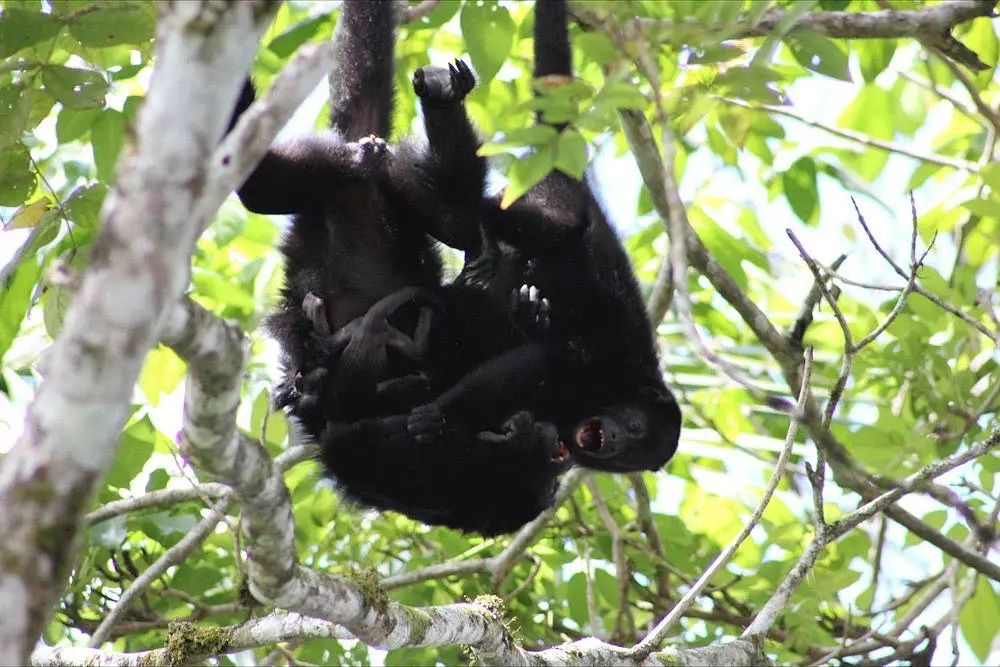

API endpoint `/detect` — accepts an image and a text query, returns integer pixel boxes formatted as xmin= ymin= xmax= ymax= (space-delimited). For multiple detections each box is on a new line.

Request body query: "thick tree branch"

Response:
xmin=0 ymin=3 xmax=275 ymax=661
xmin=33 ymin=619 xmax=765 ymax=667
xmin=636 ymin=0 xmax=997 ymax=70
xmin=162 ymin=296 xmax=741 ymax=663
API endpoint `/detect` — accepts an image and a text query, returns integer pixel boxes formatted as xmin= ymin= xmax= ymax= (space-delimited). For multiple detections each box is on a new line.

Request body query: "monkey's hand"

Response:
xmin=407 ymin=402 xmax=444 ymax=443
xmin=477 ymin=412 xmax=572 ymax=467
xmin=454 ymin=248 xmax=498 ymax=291
xmin=412 ymin=59 xmax=475 ymax=105
xmin=510 ymin=284 xmax=551 ymax=339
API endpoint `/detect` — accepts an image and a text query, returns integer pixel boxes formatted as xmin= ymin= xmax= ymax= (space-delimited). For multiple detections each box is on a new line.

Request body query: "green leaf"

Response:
xmin=89 ymin=516 xmax=127 ymax=550
xmin=594 ymin=83 xmax=647 ymax=111
xmin=139 ymin=346 xmax=186 ymax=406
xmin=0 ymin=146 xmax=35 ymax=206
xmin=718 ymin=107 xmax=752 ymax=148
xmin=406 ymin=0 xmax=461 ymax=30
xmin=266 ymin=14 xmax=330 ymax=58
xmin=56 ymin=106 xmax=100 ymax=143
xmin=41 ymin=66 xmax=108 ymax=109
xmin=66 ymin=1 xmax=156 ymax=47
xmin=5 ymin=198 xmax=52 ymax=230
xmin=500 ymin=146 xmax=555 ymax=209
xmin=0 ymin=207 xmax=58 ymax=286
xmin=0 ymin=85 xmax=32 ymax=149
xmin=960 ymin=197 xmax=1000 ymax=220
xmin=0 ymin=258 xmax=42 ymax=364
xmin=498 ymin=125 xmax=560 ymax=148
xmin=960 ymin=578 xmax=1000 ymax=661
xmin=146 ymin=468 xmax=170 ymax=493
xmin=785 ymin=33 xmax=851 ymax=82
xmin=782 ymin=156 xmax=818 ymax=225
xmin=171 ymin=565 xmax=224 ymax=596
xmin=858 ymin=40 xmax=896 ymax=83
xmin=565 ymin=572 xmax=588 ymax=625
xmin=64 ymin=183 xmax=107 ymax=230
xmin=91 ymin=109 xmax=126 ymax=183
xmin=105 ymin=418 xmax=156 ymax=489
xmin=141 ymin=511 xmax=199 ymax=549
xmin=576 ymin=32 xmax=617 ymax=67
xmin=554 ymin=129 xmax=588 ymax=180
xmin=980 ymin=161 xmax=1000 ymax=192
xmin=0 ymin=8 xmax=62 ymax=59
xmin=460 ymin=2 xmax=515 ymax=86
xmin=687 ymin=44 xmax=745 ymax=65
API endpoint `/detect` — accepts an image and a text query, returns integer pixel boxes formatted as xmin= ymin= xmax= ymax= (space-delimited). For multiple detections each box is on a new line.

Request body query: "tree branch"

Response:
xmin=636 ymin=0 xmax=997 ymax=70
xmin=0 ymin=4 xmax=275 ymax=661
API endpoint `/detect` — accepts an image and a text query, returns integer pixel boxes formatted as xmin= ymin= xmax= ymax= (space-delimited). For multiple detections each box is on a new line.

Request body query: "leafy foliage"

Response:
xmin=1 ymin=0 xmax=999 ymax=664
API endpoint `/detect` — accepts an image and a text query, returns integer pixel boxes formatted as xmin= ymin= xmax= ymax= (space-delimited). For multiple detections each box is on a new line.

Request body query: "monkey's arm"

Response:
xmin=383 ymin=61 xmax=486 ymax=252
xmin=227 ymin=81 xmax=374 ymax=215
xmin=408 ymin=341 xmax=551 ymax=442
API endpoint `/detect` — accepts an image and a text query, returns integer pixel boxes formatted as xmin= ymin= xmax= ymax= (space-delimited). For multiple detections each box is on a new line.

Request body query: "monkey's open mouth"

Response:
xmin=574 ymin=419 xmax=604 ymax=452
xmin=552 ymin=440 xmax=571 ymax=462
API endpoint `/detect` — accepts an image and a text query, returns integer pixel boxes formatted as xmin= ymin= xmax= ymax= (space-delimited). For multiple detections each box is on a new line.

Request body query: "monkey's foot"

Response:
xmin=352 ymin=135 xmax=388 ymax=174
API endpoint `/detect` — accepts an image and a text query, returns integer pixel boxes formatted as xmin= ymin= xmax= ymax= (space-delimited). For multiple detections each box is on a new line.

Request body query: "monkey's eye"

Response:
xmin=626 ymin=417 xmax=643 ymax=435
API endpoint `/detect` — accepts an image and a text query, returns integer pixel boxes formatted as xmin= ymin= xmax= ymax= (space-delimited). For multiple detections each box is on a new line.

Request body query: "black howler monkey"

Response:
xmin=407 ymin=0 xmax=683 ymax=474
xmin=232 ymin=0 xmax=571 ymax=535
xmin=227 ymin=0 xmax=486 ymax=422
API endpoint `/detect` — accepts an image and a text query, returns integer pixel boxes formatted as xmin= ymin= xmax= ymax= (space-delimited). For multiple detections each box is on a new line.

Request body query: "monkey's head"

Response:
xmin=568 ymin=388 xmax=681 ymax=473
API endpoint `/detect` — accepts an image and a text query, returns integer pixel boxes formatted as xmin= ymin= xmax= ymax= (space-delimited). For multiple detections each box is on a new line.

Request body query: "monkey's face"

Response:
xmin=569 ymin=390 xmax=681 ymax=473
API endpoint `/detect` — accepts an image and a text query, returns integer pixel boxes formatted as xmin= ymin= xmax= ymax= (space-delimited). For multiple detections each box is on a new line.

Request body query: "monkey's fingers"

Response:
xmin=454 ymin=59 xmax=476 ymax=93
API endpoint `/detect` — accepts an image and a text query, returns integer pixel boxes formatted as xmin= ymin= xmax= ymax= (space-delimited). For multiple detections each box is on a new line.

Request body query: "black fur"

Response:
xmin=407 ymin=0 xmax=683 ymax=474
xmin=232 ymin=0 xmax=570 ymax=535
xmin=227 ymin=0 xmax=485 ymax=419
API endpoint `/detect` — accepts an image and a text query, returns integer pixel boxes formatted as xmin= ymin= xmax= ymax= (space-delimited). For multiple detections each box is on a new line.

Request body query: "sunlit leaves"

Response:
xmin=105 ymin=417 xmax=158 ymax=490
xmin=857 ymin=40 xmax=896 ymax=83
xmin=0 ymin=8 xmax=61 ymax=58
xmin=0 ymin=146 xmax=35 ymax=206
xmin=960 ymin=578 xmax=1000 ymax=661
xmin=91 ymin=109 xmax=126 ymax=183
xmin=782 ymin=156 xmax=819 ymax=225
xmin=784 ymin=33 xmax=851 ymax=82
xmin=41 ymin=66 xmax=108 ymax=109
xmin=460 ymin=2 xmax=515 ymax=86
xmin=65 ymin=1 xmax=156 ymax=48
xmin=501 ymin=145 xmax=555 ymax=209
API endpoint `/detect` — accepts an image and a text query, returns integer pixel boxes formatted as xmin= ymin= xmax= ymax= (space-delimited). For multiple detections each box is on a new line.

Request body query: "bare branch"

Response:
xmin=629 ymin=349 xmax=814 ymax=658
